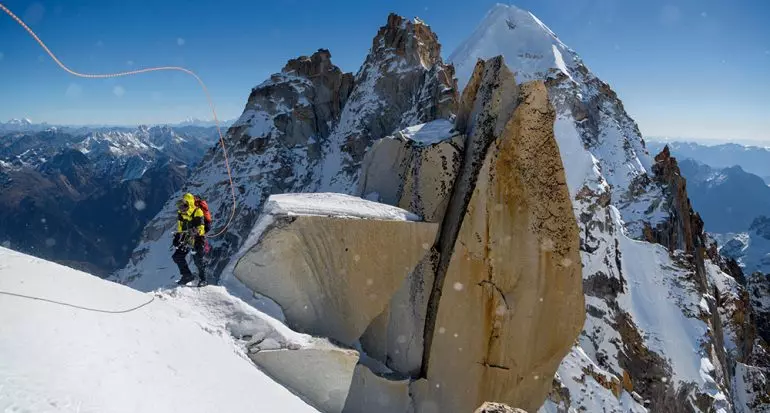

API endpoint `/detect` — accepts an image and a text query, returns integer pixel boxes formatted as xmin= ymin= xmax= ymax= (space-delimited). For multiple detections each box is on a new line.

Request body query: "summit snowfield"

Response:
xmin=449 ymin=3 xmax=580 ymax=89
xmin=0 ymin=246 xmax=319 ymax=413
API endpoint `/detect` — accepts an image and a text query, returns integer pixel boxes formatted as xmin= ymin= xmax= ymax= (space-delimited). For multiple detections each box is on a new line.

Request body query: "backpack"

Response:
xmin=194 ymin=195 xmax=212 ymax=233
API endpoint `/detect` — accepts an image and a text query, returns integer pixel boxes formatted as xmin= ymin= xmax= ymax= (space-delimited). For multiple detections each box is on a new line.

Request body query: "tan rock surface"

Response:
xmin=250 ymin=346 xmax=359 ymax=413
xmin=342 ymin=364 xmax=411 ymax=413
xmin=397 ymin=132 xmax=464 ymax=223
xmin=360 ymin=254 xmax=436 ymax=376
xmin=419 ymin=80 xmax=584 ymax=413
xmin=233 ymin=215 xmax=437 ymax=346
xmin=358 ymin=127 xmax=463 ymax=224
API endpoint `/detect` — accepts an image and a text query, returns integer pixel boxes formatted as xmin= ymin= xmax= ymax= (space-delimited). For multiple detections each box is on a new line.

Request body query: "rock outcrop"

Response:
xmin=358 ymin=119 xmax=463 ymax=223
xmin=354 ymin=57 xmax=583 ymax=412
xmin=359 ymin=254 xmax=436 ymax=376
xmin=321 ymin=13 xmax=458 ymax=191
xmin=422 ymin=57 xmax=519 ymax=377
xmin=643 ymin=145 xmax=705 ymax=255
xmin=250 ymin=345 xmax=360 ymax=413
xmin=342 ymin=364 xmax=411 ymax=413
xmin=116 ymin=13 xmax=458 ymax=290
xmin=474 ymin=402 xmax=528 ymax=413
xmin=418 ymin=79 xmax=583 ymax=413
xmin=233 ymin=195 xmax=437 ymax=346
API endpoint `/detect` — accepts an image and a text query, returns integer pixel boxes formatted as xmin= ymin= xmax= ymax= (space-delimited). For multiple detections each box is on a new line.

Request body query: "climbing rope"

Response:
xmin=0 ymin=290 xmax=155 ymax=314
xmin=0 ymin=2 xmax=237 ymax=238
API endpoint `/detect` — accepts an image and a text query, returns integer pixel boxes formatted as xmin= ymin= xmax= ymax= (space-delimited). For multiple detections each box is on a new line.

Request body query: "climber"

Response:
xmin=172 ymin=192 xmax=210 ymax=287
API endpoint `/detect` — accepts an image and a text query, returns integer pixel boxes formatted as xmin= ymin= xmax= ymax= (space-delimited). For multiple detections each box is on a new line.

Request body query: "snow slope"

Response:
xmin=0 ymin=246 xmax=319 ymax=413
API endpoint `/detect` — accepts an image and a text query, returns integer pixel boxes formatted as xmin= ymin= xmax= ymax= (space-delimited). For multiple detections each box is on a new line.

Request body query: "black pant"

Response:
xmin=172 ymin=242 xmax=205 ymax=281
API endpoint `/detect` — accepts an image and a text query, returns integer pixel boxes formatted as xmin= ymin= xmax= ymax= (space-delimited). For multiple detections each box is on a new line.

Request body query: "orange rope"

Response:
xmin=0 ymin=2 xmax=237 ymax=238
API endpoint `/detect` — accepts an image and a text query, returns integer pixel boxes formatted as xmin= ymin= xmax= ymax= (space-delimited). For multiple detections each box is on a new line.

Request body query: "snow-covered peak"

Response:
xmin=449 ymin=3 xmax=580 ymax=89
xmin=6 ymin=118 xmax=32 ymax=126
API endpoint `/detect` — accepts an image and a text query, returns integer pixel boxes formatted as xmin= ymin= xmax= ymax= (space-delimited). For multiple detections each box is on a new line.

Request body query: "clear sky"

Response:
xmin=0 ymin=0 xmax=768 ymax=142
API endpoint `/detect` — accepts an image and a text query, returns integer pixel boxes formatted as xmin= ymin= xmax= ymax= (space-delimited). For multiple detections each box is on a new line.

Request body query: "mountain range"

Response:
xmin=648 ymin=140 xmax=770 ymax=185
xmin=0 ymin=125 xmax=221 ymax=275
xmin=108 ymin=4 xmax=769 ymax=413
xmin=1 ymin=3 xmax=768 ymax=413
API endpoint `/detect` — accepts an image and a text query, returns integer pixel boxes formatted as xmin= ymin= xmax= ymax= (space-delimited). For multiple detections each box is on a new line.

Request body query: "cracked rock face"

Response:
xmin=357 ymin=122 xmax=464 ymax=223
xmin=417 ymin=79 xmax=583 ymax=413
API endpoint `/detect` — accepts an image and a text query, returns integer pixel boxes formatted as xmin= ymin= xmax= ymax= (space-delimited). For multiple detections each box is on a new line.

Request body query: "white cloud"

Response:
xmin=700 ymin=11 xmax=708 ymax=17
xmin=0 ymin=52 xmax=4 ymax=61
xmin=96 ymin=40 xmax=104 ymax=47
xmin=65 ymin=83 xmax=83 ymax=99
xmin=177 ymin=37 xmax=185 ymax=46
xmin=113 ymin=85 xmax=125 ymax=97
xmin=127 ymin=60 xmax=134 ymax=66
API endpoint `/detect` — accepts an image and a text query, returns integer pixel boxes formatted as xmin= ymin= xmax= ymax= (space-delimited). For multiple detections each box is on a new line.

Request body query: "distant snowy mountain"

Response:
xmin=7 ymin=118 xmax=32 ymax=126
xmin=716 ymin=217 xmax=770 ymax=276
xmin=0 ymin=246 xmax=321 ymax=412
xmin=0 ymin=125 xmax=219 ymax=275
xmin=173 ymin=117 xmax=236 ymax=128
xmin=1 ymin=125 xmax=218 ymax=173
xmin=648 ymin=140 xmax=770 ymax=185
xmin=677 ymin=159 xmax=770 ymax=233
xmin=0 ymin=118 xmax=48 ymax=132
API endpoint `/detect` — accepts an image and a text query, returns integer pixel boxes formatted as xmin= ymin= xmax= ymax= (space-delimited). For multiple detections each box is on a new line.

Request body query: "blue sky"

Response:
xmin=0 ymin=0 xmax=768 ymax=142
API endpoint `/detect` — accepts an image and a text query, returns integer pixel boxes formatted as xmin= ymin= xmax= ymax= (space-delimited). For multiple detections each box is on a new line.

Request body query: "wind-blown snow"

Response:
xmin=0 ymin=246 xmax=319 ymax=413
xmin=264 ymin=193 xmax=420 ymax=221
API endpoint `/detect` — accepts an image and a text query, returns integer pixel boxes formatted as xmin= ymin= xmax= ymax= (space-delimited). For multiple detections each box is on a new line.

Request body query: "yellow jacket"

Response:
xmin=177 ymin=193 xmax=205 ymax=237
